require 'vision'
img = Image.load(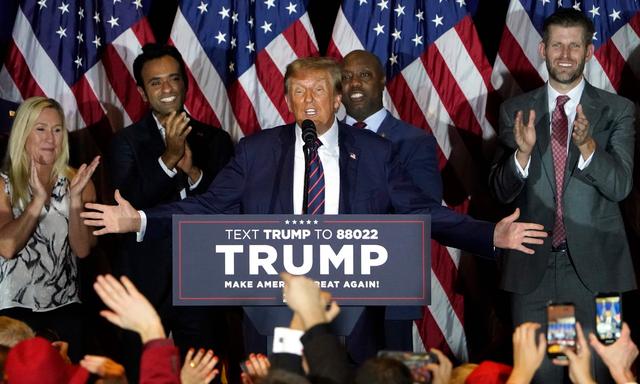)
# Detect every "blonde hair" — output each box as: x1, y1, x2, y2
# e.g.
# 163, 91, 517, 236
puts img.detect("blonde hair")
284, 56, 342, 95
2, 97, 71, 209
0, 316, 35, 347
